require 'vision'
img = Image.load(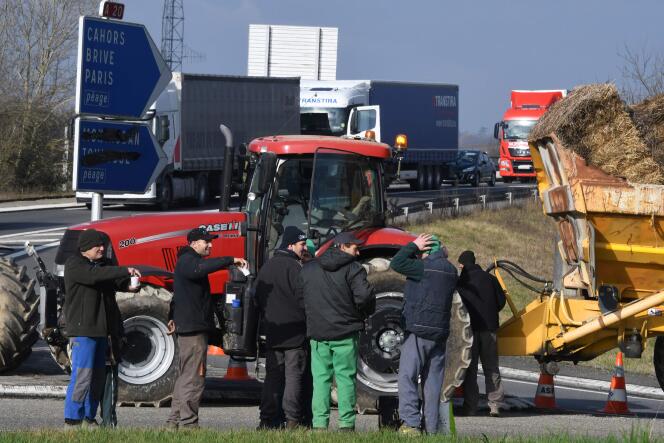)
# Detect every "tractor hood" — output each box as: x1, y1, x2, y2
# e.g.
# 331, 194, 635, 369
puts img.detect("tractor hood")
58, 212, 247, 293
316, 227, 417, 256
